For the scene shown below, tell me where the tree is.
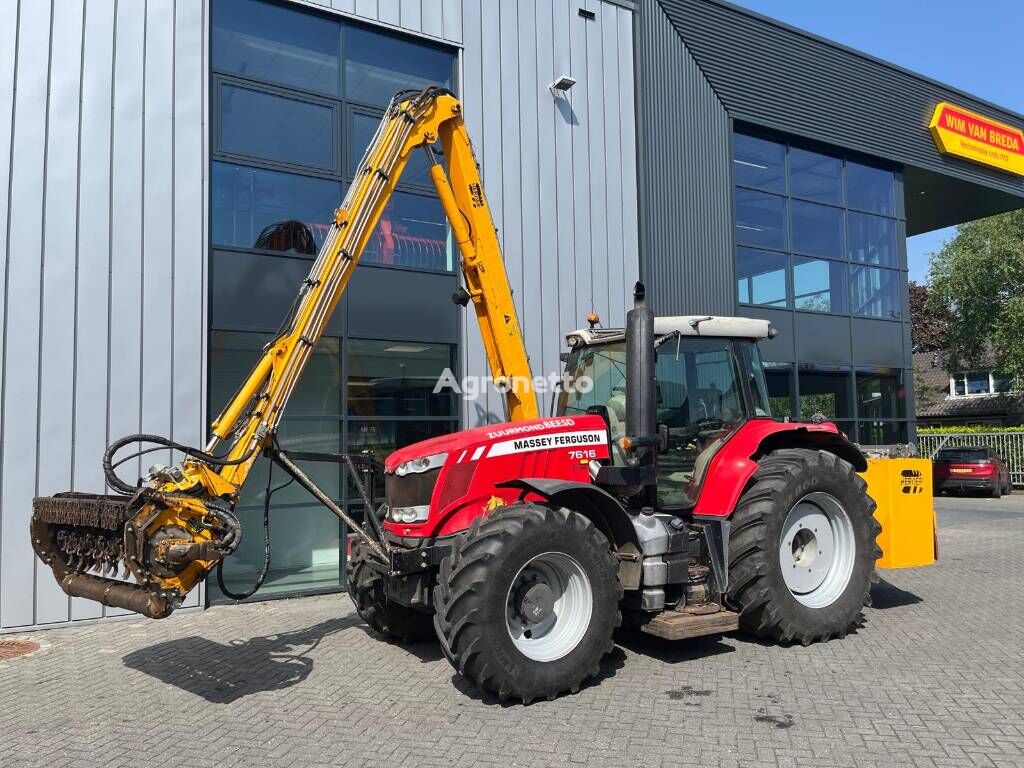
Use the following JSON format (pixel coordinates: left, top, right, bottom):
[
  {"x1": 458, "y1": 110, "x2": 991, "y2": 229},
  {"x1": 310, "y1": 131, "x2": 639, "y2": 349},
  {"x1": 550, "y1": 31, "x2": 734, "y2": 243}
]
[
  {"x1": 907, "y1": 282, "x2": 950, "y2": 353},
  {"x1": 928, "y1": 208, "x2": 1024, "y2": 386}
]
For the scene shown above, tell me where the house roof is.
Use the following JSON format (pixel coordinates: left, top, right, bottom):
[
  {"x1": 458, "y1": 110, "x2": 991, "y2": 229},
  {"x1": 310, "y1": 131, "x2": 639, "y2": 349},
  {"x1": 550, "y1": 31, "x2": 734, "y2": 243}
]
[{"x1": 913, "y1": 351, "x2": 1024, "y2": 421}]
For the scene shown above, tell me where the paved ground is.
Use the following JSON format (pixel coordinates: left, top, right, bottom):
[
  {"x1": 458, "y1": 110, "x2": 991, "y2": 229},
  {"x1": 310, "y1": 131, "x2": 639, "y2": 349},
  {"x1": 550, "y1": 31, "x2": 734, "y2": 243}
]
[{"x1": 2, "y1": 495, "x2": 1023, "y2": 768}]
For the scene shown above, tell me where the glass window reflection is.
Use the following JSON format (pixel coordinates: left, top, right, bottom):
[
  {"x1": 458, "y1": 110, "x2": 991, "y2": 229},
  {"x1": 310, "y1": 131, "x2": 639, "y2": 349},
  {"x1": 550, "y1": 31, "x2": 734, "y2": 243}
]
[
  {"x1": 362, "y1": 191, "x2": 451, "y2": 271},
  {"x1": 732, "y1": 134, "x2": 785, "y2": 192},
  {"x1": 220, "y1": 83, "x2": 336, "y2": 171},
  {"x1": 212, "y1": 162, "x2": 340, "y2": 254},
  {"x1": 789, "y1": 148, "x2": 841, "y2": 203},
  {"x1": 791, "y1": 200, "x2": 843, "y2": 258},
  {"x1": 735, "y1": 188, "x2": 787, "y2": 250},
  {"x1": 850, "y1": 265, "x2": 901, "y2": 319},
  {"x1": 794, "y1": 256, "x2": 847, "y2": 313},
  {"x1": 345, "y1": 25, "x2": 455, "y2": 107},
  {"x1": 848, "y1": 212, "x2": 897, "y2": 267},
  {"x1": 347, "y1": 339, "x2": 456, "y2": 417},
  {"x1": 213, "y1": 0, "x2": 341, "y2": 96},
  {"x1": 737, "y1": 247, "x2": 789, "y2": 307},
  {"x1": 846, "y1": 162, "x2": 895, "y2": 215}
]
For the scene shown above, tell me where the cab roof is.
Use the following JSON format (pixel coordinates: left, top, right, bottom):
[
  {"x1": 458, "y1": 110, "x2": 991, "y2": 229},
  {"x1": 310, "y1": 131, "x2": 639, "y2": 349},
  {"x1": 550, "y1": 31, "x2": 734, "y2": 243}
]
[{"x1": 566, "y1": 315, "x2": 774, "y2": 347}]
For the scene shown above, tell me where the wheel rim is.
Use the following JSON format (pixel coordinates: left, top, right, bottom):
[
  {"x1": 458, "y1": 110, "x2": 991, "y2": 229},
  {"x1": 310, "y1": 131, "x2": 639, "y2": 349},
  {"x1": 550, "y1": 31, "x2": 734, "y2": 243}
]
[
  {"x1": 779, "y1": 492, "x2": 856, "y2": 608},
  {"x1": 505, "y1": 551, "x2": 593, "y2": 662}
]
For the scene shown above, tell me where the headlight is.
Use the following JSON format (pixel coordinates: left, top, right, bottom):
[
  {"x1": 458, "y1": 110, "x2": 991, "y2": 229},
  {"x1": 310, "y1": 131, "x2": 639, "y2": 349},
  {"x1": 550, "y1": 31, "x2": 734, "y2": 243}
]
[
  {"x1": 394, "y1": 451, "x2": 448, "y2": 477},
  {"x1": 387, "y1": 505, "x2": 430, "y2": 524}
]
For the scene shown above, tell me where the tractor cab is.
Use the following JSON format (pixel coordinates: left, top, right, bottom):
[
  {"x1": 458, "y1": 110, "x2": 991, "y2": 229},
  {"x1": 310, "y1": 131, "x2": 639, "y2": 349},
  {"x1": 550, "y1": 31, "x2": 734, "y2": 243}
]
[{"x1": 557, "y1": 315, "x2": 776, "y2": 509}]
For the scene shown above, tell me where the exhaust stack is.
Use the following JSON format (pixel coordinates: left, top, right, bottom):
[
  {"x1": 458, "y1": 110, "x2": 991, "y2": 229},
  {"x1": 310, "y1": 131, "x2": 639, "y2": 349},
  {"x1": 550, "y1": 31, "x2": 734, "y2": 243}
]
[{"x1": 625, "y1": 282, "x2": 657, "y2": 473}]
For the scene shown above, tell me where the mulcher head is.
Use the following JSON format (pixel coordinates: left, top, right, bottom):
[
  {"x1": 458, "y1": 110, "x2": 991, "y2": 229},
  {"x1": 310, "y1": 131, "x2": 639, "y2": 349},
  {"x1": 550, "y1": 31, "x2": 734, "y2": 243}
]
[{"x1": 31, "y1": 491, "x2": 227, "y2": 619}]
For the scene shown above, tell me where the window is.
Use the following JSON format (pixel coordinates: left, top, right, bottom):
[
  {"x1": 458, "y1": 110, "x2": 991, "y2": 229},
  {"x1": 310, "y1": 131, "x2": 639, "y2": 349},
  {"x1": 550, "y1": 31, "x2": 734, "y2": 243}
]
[
  {"x1": 344, "y1": 25, "x2": 456, "y2": 107},
  {"x1": 733, "y1": 132, "x2": 903, "y2": 322},
  {"x1": 734, "y1": 188, "x2": 787, "y2": 250},
  {"x1": 213, "y1": 0, "x2": 341, "y2": 96},
  {"x1": 791, "y1": 201, "x2": 843, "y2": 258},
  {"x1": 950, "y1": 371, "x2": 1016, "y2": 397},
  {"x1": 762, "y1": 362, "x2": 794, "y2": 418},
  {"x1": 850, "y1": 265, "x2": 901, "y2": 319},
  {"x1": 846, "y1": 162, "x2": 895, "y2": 216},
  {"x1": 856, "y1": 369, "x2": 905, "y2": 419},
  {"x1": 346, "y1": 339, "x2": 456, "y2": 417},
  {"x1": 789, "y1": 148, "x2": 841, "y2": 204},
  {"x1": 798, "y1": 365, "x2": 853, "y2": 420},
  {"x1": 732, "y1": 134, "x2": 785, "y2": 192},
  {"x1": 212, "y1": 5, "x2": 457, "y2": 271},
  {"x1": 736, "y1": 247, "x2": 788, "y2": 307},
  {"x1": 794, "y1": 256, "x2": 846, "y2": 313},
  {"x1": 211, "y1": 162, "x2": 341, "y2": 254},
  {"x1": 219, "y1": 82, "x2": 337, "y2": 171},
  {"x1": 848, "y1": 212, "x2": 897, "y2": 267},
  {"x1": 361, "y1": 192, "x2": 451, "y2": 271}
]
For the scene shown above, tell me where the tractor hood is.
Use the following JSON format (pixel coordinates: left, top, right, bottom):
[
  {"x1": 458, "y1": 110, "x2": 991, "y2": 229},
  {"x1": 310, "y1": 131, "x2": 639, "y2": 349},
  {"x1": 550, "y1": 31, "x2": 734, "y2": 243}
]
[{"x1": 384, "y1": 415, "x2": 608, "y2": 473}]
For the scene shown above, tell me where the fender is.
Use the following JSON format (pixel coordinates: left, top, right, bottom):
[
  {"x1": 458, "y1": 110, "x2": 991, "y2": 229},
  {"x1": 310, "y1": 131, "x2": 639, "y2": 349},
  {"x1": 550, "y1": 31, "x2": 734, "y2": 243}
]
[
  {"x1": 691, "y1": 420, "x2": 866, "y2": 519},
  {"x1": 498, "y1": 478, "x2": 640, "y2": 552}
]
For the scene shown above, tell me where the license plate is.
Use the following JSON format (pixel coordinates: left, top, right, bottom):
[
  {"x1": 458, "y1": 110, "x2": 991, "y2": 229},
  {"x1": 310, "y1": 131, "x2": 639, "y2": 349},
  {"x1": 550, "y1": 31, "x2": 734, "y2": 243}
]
[{"x1": 951, "y1": 468, "x2": 972, "y2": 474}]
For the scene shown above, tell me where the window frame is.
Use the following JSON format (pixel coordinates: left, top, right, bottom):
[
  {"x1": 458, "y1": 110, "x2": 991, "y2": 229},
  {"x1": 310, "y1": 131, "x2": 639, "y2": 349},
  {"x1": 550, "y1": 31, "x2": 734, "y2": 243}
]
[
  {"x1": 209, "y1": 5, "x2": 459, "y2": 275},
  {"x1": 732, "y1": 130, "x2": 904, "y2": 322}
]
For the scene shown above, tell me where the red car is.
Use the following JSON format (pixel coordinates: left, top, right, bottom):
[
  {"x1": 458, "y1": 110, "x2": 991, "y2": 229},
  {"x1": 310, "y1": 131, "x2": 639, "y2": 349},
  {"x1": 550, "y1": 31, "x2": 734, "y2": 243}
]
[{"x1": 933, "y1": 447, "x2": 1014, "y2": 498}]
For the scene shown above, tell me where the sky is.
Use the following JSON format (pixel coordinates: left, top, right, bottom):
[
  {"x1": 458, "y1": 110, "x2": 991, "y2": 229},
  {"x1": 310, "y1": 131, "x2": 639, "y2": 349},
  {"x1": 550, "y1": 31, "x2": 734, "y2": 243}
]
[{"x1": 728, "y1": 0, "x2": 1024, "y2": 284}]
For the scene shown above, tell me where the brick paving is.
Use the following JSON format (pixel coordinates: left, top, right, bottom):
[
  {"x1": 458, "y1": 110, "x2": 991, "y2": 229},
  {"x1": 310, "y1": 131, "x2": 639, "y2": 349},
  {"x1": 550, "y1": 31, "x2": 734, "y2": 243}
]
[{"x1": 2, "y1": 495, "x2": 1023, "y2": 768}]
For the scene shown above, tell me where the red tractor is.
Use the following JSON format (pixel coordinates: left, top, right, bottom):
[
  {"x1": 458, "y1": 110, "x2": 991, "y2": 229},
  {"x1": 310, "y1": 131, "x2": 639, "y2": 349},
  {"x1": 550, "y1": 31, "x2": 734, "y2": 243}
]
[{"x1": 349, "y1": 284, "x2": 880, "y2": 702}]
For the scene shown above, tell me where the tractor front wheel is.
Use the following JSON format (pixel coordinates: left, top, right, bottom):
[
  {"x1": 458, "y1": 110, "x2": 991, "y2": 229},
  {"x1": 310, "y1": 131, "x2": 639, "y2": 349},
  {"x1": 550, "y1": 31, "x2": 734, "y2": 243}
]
[
  {"x1": 346, "y1": 539, "x2": 435, "y2": 643},
  {"x1": 433, "y1": 504, "x2": 621, "y2": 703},
  {"x1": 727, "y1": 448, "x2": 881, "y2": 645}
]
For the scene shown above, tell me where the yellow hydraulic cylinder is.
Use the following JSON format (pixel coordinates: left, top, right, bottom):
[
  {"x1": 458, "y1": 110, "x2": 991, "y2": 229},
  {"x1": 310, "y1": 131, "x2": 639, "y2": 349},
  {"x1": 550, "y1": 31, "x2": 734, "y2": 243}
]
[{"x1": 862, "y1": 458, "x2": 937, "y2": 569}]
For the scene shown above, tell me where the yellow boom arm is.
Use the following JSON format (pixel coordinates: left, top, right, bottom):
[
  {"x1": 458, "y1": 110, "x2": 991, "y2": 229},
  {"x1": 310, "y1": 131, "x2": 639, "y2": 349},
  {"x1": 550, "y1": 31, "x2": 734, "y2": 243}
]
[{"x1": 209, "y1": 88, "x2": 538, "y2": 495}]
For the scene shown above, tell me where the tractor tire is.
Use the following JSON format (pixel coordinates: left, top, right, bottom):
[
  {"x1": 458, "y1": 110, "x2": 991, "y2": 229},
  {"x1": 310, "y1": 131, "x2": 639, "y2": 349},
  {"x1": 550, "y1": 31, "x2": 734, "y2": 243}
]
[
  {"x1": 726, "y1": 448, "x2": 881, "y2": 646},
  {"x1": 433, "y1": 503, "x2": 621, "y2": 703},
  {"x1": 346, "y1": 539, "x2": 435, "y2": 643}
]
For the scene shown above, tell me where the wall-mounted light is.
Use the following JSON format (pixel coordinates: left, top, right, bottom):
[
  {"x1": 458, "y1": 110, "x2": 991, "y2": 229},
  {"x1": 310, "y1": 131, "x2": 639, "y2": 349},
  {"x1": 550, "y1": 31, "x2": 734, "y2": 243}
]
[{"x1": 549, "y1": 75, "x2": 576, "y2": 97}]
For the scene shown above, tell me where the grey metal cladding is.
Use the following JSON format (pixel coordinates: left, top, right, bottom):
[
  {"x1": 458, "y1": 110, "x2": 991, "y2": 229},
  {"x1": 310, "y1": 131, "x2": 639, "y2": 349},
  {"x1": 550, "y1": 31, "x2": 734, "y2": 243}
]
[
  {"x1": 655, "y1": 0, "x2": 1024, "y2": 204},
  {"x1": 636, "y1": 0, "x2": 734, "y2": 316}
]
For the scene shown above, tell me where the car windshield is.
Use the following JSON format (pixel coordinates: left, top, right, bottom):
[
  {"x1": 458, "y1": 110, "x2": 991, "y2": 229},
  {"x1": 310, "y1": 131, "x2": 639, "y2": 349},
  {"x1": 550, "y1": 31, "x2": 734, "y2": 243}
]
[
  {"x1": 558, "y1": 337, "x2": 754, "y2": 508},
  {"x1": 936, "y1": 448, "x2": 988, "y2": 462}
]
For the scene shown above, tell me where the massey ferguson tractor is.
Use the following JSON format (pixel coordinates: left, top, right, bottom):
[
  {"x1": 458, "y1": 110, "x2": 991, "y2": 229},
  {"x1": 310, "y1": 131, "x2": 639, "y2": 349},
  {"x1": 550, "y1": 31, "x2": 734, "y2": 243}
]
[{"x1": 31, "y1": 88, "x2": 880, "y2": 703}]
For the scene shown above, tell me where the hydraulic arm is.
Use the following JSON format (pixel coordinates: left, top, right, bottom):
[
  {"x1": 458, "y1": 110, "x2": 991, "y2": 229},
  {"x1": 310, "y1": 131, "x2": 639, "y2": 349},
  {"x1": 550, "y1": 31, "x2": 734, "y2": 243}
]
[{"x1": 30, "y1": 87, "x2": 537, "y2": 618}]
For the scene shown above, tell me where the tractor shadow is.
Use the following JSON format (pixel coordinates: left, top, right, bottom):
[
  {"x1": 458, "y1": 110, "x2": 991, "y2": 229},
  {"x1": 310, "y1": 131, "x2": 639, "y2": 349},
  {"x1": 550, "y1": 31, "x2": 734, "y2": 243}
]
[
  {"x1": 122, "y1": 614, "x2": 360, "y2": 704},
  {"x1": 869, "y1": 578, "x2": 923, "y2": 609}
]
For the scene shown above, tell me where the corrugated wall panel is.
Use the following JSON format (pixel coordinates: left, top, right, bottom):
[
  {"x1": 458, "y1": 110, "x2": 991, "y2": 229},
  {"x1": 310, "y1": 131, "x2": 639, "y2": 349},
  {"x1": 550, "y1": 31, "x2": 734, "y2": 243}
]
[
  {"x1": 35, "y1": 0, "x2": 86, "y2": 626},
  {"x1": 71, "y1": 0, "x2": 117, "y2": 621},
  {"x1": 458, "y1": 0, "x2": 640, "y2": 425},
  {"x1": 635, "y1": 0, "x2": 733, "y2": 315},
  {"x1": 658, "y1": 0, "x2": 1024, "y2": 205},
  {"x1": 1, "y1": 0, "x2": 53, "y2": 629},
  {"x1": 0, "y1": 0, "x2": 207, "y2": 630}
]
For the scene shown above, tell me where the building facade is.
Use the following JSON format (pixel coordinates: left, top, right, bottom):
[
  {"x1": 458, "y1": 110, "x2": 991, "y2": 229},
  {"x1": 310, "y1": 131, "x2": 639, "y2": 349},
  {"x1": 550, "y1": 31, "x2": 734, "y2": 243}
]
[{"x1": 2, "y1": 0, "x2": 1022, "y2": 630}]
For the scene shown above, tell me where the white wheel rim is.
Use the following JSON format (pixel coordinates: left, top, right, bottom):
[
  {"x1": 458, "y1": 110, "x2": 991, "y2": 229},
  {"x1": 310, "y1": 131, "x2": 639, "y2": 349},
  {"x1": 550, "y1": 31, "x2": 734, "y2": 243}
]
[
  {"x1": 779, "y1": 492, "x2": 856, "y2": 609},
  {"x1": 505, "y1": 551, "x2": 593, "y2": 662}
]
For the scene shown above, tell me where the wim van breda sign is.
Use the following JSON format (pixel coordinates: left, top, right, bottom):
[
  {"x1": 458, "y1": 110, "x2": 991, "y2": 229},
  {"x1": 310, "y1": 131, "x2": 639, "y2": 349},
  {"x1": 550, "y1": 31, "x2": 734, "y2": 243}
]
[{"x1": 929, "y1": 101, "x2": 1024, "y2": 177}]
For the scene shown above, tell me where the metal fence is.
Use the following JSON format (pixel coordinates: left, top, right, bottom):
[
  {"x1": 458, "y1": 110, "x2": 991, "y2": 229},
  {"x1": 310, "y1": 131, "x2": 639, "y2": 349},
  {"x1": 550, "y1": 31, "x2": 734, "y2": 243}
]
[{"x1": 918, "y1": 432, "x2": 1024, "y2": 487}]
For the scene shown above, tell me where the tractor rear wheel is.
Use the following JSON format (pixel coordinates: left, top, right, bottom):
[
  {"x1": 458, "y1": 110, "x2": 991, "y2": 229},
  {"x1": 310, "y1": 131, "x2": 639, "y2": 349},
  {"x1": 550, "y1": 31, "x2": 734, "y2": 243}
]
[
  {"x1": 433, "y1": 503, "x2": 621, "y2": 703},
  {"x1": 727, "y1": 448, "x2": 881, "y2": 645},
  {"x1": 346, "y1": 539, "x2": 435, "y2": 643}
]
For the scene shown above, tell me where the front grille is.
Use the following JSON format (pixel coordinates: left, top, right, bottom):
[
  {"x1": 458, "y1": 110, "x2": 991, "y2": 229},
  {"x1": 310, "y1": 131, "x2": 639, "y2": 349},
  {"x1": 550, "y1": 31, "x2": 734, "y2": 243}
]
[{"x1": 385, "y1": 468, "x2": 440, "y2": 509}]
